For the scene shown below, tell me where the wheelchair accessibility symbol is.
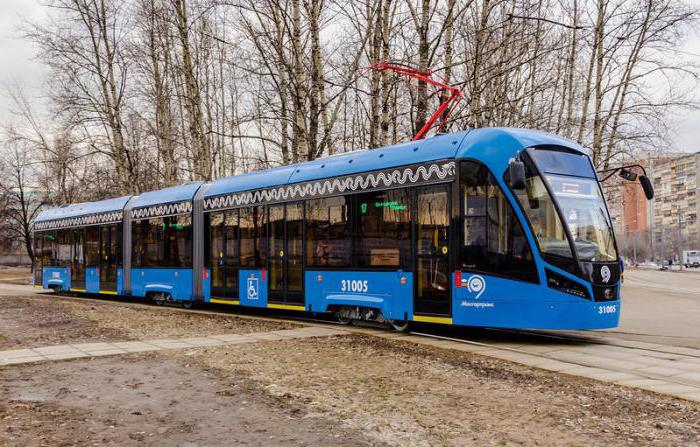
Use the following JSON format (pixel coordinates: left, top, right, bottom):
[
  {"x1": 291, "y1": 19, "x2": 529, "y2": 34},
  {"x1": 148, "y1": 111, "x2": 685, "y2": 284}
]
[{"x1": 247, "y1": 277, "x2": 259, "y2": 300}]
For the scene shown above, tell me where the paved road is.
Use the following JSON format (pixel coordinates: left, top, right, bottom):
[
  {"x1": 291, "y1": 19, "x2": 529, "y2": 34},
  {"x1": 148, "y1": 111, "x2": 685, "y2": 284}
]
[{"x1": 593, "y1": 269, "x2": 700, "y2": 348}]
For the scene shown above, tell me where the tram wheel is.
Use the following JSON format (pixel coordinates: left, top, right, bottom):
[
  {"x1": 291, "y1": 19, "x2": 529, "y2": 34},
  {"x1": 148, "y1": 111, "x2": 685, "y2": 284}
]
[
  {"x1": 181, "y1": 300, "x2": 195, "y2": 309},
  {"x1": 388, "y1": 320, "x2": 410, "y2": 332},
  {"x1": 153, "y1": 293, "x2": 166, "y2": 306},
  {"x1": 336, "y1": 315, "x2": 353, "y2": 325}
]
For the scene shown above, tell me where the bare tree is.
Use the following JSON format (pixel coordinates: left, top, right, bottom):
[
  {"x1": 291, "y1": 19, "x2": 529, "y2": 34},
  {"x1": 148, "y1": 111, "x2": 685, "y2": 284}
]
[
  {"x1": 0, "y1": 0, "x2": 694, "y2": 214},
  {"x1": 0, "y1": 146, "x2": 48, "y2": 266}
]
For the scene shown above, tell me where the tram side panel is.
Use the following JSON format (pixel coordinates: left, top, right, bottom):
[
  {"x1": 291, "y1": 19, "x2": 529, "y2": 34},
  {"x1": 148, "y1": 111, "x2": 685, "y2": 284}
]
[
  {"x1": 128, "y1": 213, "x2": 196, "y2": 303},
  {"x1": 305, "y1": 270, "x2": 413, "y2": 320},
  {"x1": 451, "y1": 270, "x2": 620, "y2": 330},
  {"x1": 86, "y1": 267, "x2": 99, "y2": 293},
  {"x1": 239, "y1": 269, "x2": 268, "y2": 307},
  {"x1": 129, "y1": 267, "x2": 194, "y2": 301},
  {"x1": 42, "y1": 266, "x2": 71, "y2": 292}
]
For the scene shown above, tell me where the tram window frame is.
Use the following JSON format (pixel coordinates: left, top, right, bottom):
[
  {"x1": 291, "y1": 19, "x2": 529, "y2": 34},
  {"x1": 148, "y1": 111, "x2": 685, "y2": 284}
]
[
  {"x1": 207, "y1": 211, "x2": 223, "y2": 289},
  {"x1": 240, "y1": 206, "x2": 267, "y2": 268},
  {"x1": 224, "y1": 209, "x2": 240, "y2": 266},
  {"x1": 207, "y1": 210, "x2": 241, "y2": 292},
  {"x1": 39, "y1": 231, "x2": 57, "y2": 267},
  {"x1": 306, "y1": 195, "x2": 352, "y2": 268},
  {"x1": 165, "y1": 215, "x2": 193, "y2": 267},
  {"x1": 114, "y1": 225, "x2": 123, "y2": 267},
  {"x1": 505, "y1": 154, "x2": 578, "y2": 276},
  {"x1": 85, "y1": 226, "x2": 101, "y2": 266},
  {"x1": 355, "y1": 188, "x2": 411, "y2": 269},
  {"x1": 132, "y1": 215, "x2": 193, "y2": 268},
  {"x1": 55, "y1": 229, "x2": 72, "y2": 267},
  {"x1": 100, "y1": 224, "x2": 122, "y2": 267},
  {"x1": 33, "y1": 234, "x2": 41, "y2": 269},
  {"x1": 460, "y1": 160, "x2": 539, "y2": 284}
]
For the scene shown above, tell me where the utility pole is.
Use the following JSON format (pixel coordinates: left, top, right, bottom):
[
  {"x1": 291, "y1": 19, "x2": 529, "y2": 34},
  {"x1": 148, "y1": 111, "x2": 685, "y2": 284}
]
[
  {"x1": 678, "y1": 212, "x2": 684, "y2": 270},
  {"x1": 648, "y1": 154, "x2": 655, "y2": 263}
]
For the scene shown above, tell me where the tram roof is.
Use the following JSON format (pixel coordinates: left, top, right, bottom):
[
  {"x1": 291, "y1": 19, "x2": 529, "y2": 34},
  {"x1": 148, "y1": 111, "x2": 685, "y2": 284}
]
[
  {"x1": 34, "y1": 195, "x2": 132, "y2": 223},
  {"x1": 204, "y1": 131, "x2": 471, "y2": 198},
  {"x1": 33, "y1": 127, "x2": 584, "y2": 225},
  {"x1": 457, "y1": 127, "x2": 583, "y2": 156},
  {"x1": 204, "y1": 127, "x2": 583, "y2": 199},
  {"x1": 454, "y1": 127, "x2": 584, "y2": 171},
  {"x1": 129, "y1": 181, "x2": 204, "y2": 209}
]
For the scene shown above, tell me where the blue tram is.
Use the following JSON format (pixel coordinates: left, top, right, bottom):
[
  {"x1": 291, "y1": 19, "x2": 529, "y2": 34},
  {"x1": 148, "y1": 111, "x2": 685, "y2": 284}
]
[{"x1": 31, "y1": 128, "x2": 649, "y2": 330}]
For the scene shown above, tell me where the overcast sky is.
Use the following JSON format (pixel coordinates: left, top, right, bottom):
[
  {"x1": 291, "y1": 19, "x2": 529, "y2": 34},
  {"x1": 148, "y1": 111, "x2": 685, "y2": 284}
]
[{"x1": 1, "y1": 0, "x2": 700, "y2": 152}]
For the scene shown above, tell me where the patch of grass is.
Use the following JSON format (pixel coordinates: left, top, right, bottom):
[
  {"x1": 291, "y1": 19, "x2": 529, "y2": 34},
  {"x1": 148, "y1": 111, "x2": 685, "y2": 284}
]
[{"x1": 0, "y1": 332, "x2": 6, "y2": 341}]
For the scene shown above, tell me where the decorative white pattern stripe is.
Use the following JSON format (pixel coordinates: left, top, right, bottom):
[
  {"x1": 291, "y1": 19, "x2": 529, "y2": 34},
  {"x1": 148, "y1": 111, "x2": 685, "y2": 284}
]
[
  {"x1": 32, "y1": 211, "x2": 123, "y2": 232},
  {"x1": 131, "y1": 200, "x2": 192, "y2": 220},
  {"x1": 204, "y1": 161, "x2": 455, "y2": 211}
]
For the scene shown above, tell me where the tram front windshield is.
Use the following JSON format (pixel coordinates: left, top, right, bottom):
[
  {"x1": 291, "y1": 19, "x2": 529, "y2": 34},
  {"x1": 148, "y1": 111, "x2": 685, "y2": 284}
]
[{"x1": 516, "y1": 149, "x2": 617, "y2": 263}]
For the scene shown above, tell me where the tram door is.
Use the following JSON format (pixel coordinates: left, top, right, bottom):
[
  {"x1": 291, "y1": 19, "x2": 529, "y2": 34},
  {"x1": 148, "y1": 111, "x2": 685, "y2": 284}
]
[
  {"x1": 99, "y1": 225, "x2": 119, "y2": 292},
  {"x1": 414, "y1": 185, "x2": 451, "y2": 317},
  {"x1": 268, "y1": 202, "x2": 304, "y2": 305},
  {"x1": 71, "y1": 229, "x2": 86, "y2": 290},
  {"x1": 210, "y1": 210, "x2": 239, "y2": 300}
]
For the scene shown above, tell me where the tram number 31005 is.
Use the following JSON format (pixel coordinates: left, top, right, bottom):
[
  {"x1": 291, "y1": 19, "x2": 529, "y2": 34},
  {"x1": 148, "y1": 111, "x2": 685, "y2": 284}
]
[
  {"x1": 341, "y1": 279, "x2": 369, "y2": 293},
  {"x1": 598, "y1": 304, "x2": 617, "y2": 315}
]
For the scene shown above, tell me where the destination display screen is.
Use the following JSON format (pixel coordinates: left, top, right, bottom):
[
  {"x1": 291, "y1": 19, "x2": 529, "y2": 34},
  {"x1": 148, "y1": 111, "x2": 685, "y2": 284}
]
[
  {"x1": 546, "y1": 176, "x2": 595, "y2": 198},
  {"x1": 529, "y1": 149, "x2": 596, "y2": 178}
]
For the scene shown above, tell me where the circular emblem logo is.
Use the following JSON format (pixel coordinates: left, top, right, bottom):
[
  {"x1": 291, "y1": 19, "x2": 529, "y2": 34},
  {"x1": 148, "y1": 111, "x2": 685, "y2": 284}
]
[
  {"x1": 467, "y1": 275, "x2": 486, "y2": 299},
  {"x1": 600, "y1": 266, "x2": 611, "y2": 283}
]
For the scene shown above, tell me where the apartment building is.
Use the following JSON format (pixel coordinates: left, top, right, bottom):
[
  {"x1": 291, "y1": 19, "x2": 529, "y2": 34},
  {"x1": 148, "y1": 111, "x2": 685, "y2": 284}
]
[
  {"x1": 603, "y1": 151, "x2": 700, "y2": 261},
  {"x1": 650, "y1": 152, "x2": 700, "y2": 252}
]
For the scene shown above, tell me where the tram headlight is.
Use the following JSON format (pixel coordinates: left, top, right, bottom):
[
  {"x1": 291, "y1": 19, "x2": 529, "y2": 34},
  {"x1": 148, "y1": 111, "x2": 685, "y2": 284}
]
[{"x1": 545, "y1": 269, "x2": 590, "y2": 300}]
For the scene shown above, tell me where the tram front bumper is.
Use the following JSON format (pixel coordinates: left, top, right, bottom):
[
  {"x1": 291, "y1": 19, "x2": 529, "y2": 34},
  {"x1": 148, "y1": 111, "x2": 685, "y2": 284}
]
[{"x1": 452, "y1": 299, "x2": 621, "y2": 330}]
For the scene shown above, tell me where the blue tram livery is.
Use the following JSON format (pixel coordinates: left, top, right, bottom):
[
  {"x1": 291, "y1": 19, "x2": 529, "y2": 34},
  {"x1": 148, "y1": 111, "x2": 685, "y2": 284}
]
[{"x1": 31, "y1": 128, "x2": 650, "y2": 331}]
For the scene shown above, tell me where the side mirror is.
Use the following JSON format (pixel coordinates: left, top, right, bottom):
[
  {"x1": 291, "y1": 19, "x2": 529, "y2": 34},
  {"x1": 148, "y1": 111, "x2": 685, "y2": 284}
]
[
  {"x1": 508, "y1": 159, "x2": 526, "y2": 190},
  {"x1": 639, "y1": 175, "x2": 654, "y2": 200}
]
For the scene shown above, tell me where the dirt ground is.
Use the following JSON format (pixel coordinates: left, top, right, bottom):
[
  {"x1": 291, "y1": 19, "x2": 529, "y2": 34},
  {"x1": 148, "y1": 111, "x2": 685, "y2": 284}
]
[
  {"x1": 0, "y1": 353, "x2": 380, "y2": 447},
  {"x1": 0, "y1": 294, "x2": 297, "y2": 349},
  {"x1": 0, "y1": 293, "x2": 699, "y2": 446},
  {"x1": 0, "y1": 266, "x2": 31, "y2": 285},
  {"x1": 182, "y1": 335, "x2": 700, "y2": 447},
  {"x1": 0, "y1": 295, "x2": 127, "y2": 350}
]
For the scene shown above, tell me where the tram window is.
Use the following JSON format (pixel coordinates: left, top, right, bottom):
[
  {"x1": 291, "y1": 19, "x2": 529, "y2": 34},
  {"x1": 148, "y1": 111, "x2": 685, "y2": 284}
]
[
  {"x1": 224, "y1": 209, "x2": 239, "y2": 263},
  {"x1": 356, "y1": 189, "x2": 411, "y2": 268},
  {"x1": 306, "y1": 196, "x2": 351, "y2": 267},
  {"x1": 132, "y1": 216, "x2": 192, "y2": 268},
  {"x1": 45, "y1": 233, "x2": 55, "y2": 266},
  {"x1": 100, "y1": 225, "x2": 121, "y2": 267},
  {"x1": 113, "y1": 225, "x2": 122, "y2": 266},
  {"x1": 72, "y1": 229, "x2": 85, "y2": 266},
  {"x1": 56, "y1": 230, "x2": 72, "y2": 266},
  {"x1": 163, "y1": 215, "x2": 192, "y2": 267},
  {"x1": 85, "y1": 227, "x2": 100, "y2": 266},
  {"x1": 208, "y1": 212, "x2": 225, "y2": 268},
  {"x1": 41, "y1": 232, "x2": 56, "y2": 266},
  {"x1": 240, "y1": 206, "x2": 266, "y2": 267},
  {"x1": 207, "y1": 210, "x2": 239, "y2": 294},
  {"x1": 286, "y1": 203, "x2": 304, "y2": 261},
  {"x1": 269, "y1": 205, "x2": 284, "y2": 257},
  {"x1": 33, "y1": 235, "x2": 40, "y2": 267},
  {"x1": 460, "y1": 161, "x2": 538, "y2": 283},
  {"x1": 132, "y1": 218, "x2": 163, "y2": 267}
]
